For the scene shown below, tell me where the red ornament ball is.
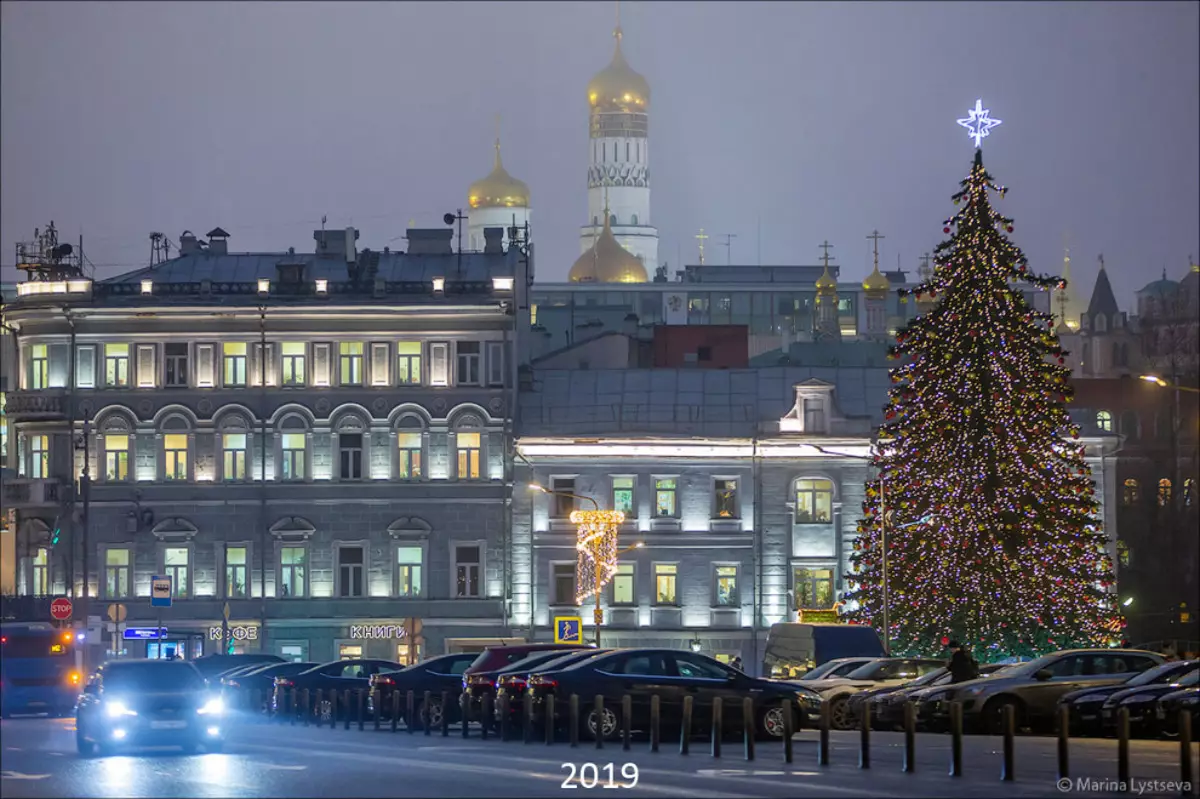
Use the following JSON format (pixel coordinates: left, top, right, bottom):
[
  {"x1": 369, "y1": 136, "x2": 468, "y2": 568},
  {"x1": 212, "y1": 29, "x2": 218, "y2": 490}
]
[
  {"x1": 943, "y1": 227, "x2": 951, "y2": 234},
  {"x1": 1006, "y1": 225, "x2": 1014, "y2": 233},
  {"x1": 940, "y1": 636, "x2": 949, "y2": 646}
]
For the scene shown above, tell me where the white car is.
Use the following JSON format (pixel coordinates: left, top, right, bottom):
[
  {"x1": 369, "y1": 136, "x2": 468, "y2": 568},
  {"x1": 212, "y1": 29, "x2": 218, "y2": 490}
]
[{"x1": 803, "y1": 658, "x2": 945, "y2": 730}]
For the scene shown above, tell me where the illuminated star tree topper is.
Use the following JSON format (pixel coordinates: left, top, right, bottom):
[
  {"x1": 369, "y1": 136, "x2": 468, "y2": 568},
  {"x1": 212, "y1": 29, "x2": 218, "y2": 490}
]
[{"x1": 957, "y1": 98, "x2": 1002, "y2": 148}]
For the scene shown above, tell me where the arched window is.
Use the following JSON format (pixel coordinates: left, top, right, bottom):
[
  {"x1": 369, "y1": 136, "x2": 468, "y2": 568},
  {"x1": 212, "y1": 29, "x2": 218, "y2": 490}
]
[
  {"x1": 1158, "y1": 478, "x2": 1172, "y2": 507},
  {"x1": 631, "y1": 214, "x2": 639, "y2": 226},
  {"x1": 794, "y1": 478, "x2": 834, "y2": 524},
  {"x1": 1096, "y1": 410, "x2": 1113, "y2": 432},
  {"x1": 451, "y1": 411, "x2": 486, "y2": 481},
  {"x1": 1122, "y1": 478, "x2": 1140, "y2": 506},
  {"x1": 278, "y1": 414, "x2": 309, "y2": 482},
  {"x1": 1120, "y1": 410, "x2": 1139, "y2": 440},
  {"x1": 1095, "y1": 314, "x2": 1107, "y2": 333},
  {"x1": 160, "y1": 414, "x2": 191, "y2": 482},
  {"x1": 1184, "y1": 478, "x2": 1195, "y2": 507},
  {"x1": 395, "y1": 415, "x2": 425, "y2": 480},
  {"x1": 610, "y1": 214, "x2": 617, "y2": 227}
]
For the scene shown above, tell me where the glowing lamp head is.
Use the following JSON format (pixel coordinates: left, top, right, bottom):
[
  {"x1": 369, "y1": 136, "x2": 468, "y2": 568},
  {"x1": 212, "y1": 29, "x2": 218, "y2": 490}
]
[{"x1": 1139, "y1": 374, "x2": 1167, "y2": 387}]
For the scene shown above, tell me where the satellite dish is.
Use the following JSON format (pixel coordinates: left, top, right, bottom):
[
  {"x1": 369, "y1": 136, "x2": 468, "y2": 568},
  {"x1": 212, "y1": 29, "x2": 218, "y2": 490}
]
[
  {"x1": 443, "y1": 213, "x2": 456, "y2": 226},
  {"x1": 52, "y1": 243, "x2": 74, "y2": 259}
]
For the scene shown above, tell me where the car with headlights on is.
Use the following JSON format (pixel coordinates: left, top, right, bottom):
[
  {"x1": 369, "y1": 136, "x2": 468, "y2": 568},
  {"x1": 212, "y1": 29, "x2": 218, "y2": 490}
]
[
  {"x1": 1059, "y1": 659, "x2": 1198, "y2": 736},
  {"x1": 75, "y1": 660, "x2": 225, "y2": 756},
  {"x1": 796, "y1": 657, "x2": 944, "y2": 730},
  {"x1": 1100, "y1": 665, "x2": 1197, "y2": 737},
  {"x1": 920, "y1": 648, "x2": 1163, "y2": 734},
  {"x1": 1154, "y1": 684, "x2": 1200, "y2": 738},
  {"x1": 526, "y1": 648, "x2": 821, "y2": 742}
]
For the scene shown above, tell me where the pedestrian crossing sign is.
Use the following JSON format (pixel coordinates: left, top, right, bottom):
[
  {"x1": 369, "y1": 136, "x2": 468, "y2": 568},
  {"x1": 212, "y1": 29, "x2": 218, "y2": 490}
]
[{"x1": 554, "y1": 616, "x2": 583, "y2": 644}]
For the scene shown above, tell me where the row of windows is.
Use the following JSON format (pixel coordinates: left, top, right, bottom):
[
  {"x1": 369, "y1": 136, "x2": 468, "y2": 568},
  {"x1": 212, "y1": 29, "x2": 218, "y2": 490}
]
[
  {"x1": 1094, "y1": 409, "x2": 1177, "y2": 440},
  {"x1": 24, "y1": 339, "x2": 506, "y2": 391},
  {"x1": 546, "y1": 476, "x2": 834, "y2": 523},
  {"x1": 1121, "y1": 477, "x2": 1195, "y2": 507}
]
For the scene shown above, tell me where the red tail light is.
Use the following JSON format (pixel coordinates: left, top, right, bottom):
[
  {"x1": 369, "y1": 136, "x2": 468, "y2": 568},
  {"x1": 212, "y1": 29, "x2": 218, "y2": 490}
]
[
  {"x1": 374, "y1": 676, "x2": 395, "y2": 687},
  {"x1": 466, "y1": 674, "x2": 495, "y2": 687},
  {"x1": 275, "y1": 678, "x2": 294, "y2": 688},
  {"x1": 508, "y1": 678, "x2": 528, "y2": 691},
  {"x1": 528, "y1": 675, "x2": 557, "y2": 688}
]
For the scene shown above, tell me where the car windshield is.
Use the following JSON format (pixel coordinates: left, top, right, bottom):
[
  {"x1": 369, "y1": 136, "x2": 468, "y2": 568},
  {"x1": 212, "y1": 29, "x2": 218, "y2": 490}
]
[
  {"x1": 800, "y1": 659, "x2": 872, "y2": 681},
  {"x1": 500, "y1": 651, "x2": 571, "y2": 674},
  {"x1": 1127, "y1": 662, "x2": 1194, "y2": 687},
  {"x1": 534, "y1": 651, "x2": 604, "y2": 672},
  {"x1": 1177, "y1": 669, "x2": 1200, "y2": 687},
  {"x1": 844, "y1": 660, "x2": 905, "y2": 680},
  {"x1": 908, "y1": 667, "x2": 949, "y2": 687},
  {"x1": 104, "y1": 663, "x2": 205, "y2": 692}
]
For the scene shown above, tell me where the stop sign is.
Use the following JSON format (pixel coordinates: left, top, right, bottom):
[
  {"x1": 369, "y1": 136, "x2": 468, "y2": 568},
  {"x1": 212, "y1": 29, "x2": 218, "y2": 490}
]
[{"x1": 50, "y1": 597, "x2": 73, "y2": 621}]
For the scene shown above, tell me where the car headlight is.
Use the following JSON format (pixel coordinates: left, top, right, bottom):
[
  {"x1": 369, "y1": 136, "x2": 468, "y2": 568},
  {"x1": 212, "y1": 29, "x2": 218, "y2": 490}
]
[
  {"x1": 963, "y1": 685, "x2": 989, "y2": 696},
  {"x1": 926, "y1": 691, "x2": 949, "y2": 702},
  {"x1": 796, "y1": 692, "x2": 821, "y2": 708},
  {"x1": 197, "y1": 697, "x2": 225, "y2": 715},
  {"x1": 105, "y1": 701, "x2": 137, "y2": 718}
]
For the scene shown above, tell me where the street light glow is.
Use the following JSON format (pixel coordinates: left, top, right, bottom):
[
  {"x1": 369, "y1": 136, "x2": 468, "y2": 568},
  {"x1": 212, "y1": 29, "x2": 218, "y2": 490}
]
[{"x1": 1140, "y1": 374, "x2": 1167, "y2": 387}]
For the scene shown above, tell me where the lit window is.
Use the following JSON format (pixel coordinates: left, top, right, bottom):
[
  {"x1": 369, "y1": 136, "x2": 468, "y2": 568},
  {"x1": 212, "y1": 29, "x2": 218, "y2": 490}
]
[
  {"x1": 225, "y1": 546, "x2": 248, "y2": 598},
  {"x1": 1158, "y1": 478, "x2": 1172, "y2": 507},
  {"x1": 1096, "y1": 410, "x2": 1113, "y2": 433},
  {"x1": 715, "y1": 565, "x2": 739, "y2": 606},
  {"x1": 281, "y1": 433, "x2": 306, "y2": 481},
  {"x1": 222, "y1": 434, "x2": 247, "y2": 481},
  {"x1": 1122, "y1": 478, "x2": 1140, "y2": 506},
  {"x1": 454, "y1": 544, "x2": 481, "y2": 598},
  {"x1": 493, "y1": 277, "x2": 515, "y2": 291},
  {"x1": 163, "y1": 434, "x2": 189, "y2": 481},
  {"x1": 29, "y1": 435, "x2": 49, "y2": 478},
  {"x1": 223, "y1": 342, "x2": 248, "y2": 387},
  {"x1": 105, "y1": 343, "x2": 130, "y2": 387},
  {"x1": 141, "y1": 280, "x2": 153, "y2": 294},
  {"x1": 315, "y1": 278, "x2": 328, "y2": 294},
  {"x1": 654, "y1": 564, "x2": 677, "y2": 605},
  {"x1": 396, "y1": 547, "x2": 423, "y2": 598},
  {"x1": 611, "y1": 563, "x2": 634, "y2": 605},
  {"x1": 104, "y1": 434, "x2": 130, "y2": 482},
  {"x1": 794, "y1": 479, "x2": 833, "y2": 523},
  {"x1": 654, "y1": 478, "x2": 677, "y2": 518},
  {"x1": 105, "y1": 549, "x2": 131, "y2": 598},
  {"x1": 457, "y1": 432, "x2": 482, "y2": 480},
  {"x1": 281, "y1": 342, "x2": 306, "y2": 386},
  {"x1": 339, "y1": 342, "x2": 364, "y2": 386},
  {"x1": 432, "y1": 277, "x2": 445, "y2": 292},
  {"x1": 30, "y1": 344, "x2": 49, "y2": 389},
  {"x1": 279, "y1": 546, "x2": 306, "y2": 598},
  {"x1": 714, "y1": 479, "x2": 738, "y2": 518},
  {"x1": 397, "y1": 432, "x2": 422, "y2": 479},
  {"x1": 794, "y1": 567, "x2": 834, "y2": 609},
  {"x1": 1185, "y1": 478, "x2": 1195, "y2": 507},
  {"x1": 164, "y1": 547, "x2": 190, "y2": 598},
  {"x1": 257, "y1": 279, "x2": 270, "y2": 294},
  {"x1": 612, "y1": 477, "x2": 635, "y2": 515},
  {"x1": 397, "y1": 342, "x2": 422, "y2": 385}
]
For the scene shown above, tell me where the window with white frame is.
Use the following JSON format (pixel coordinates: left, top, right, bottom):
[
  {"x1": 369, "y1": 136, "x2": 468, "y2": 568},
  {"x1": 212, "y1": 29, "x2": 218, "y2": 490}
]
[
  {"x1": 551, "y1": 477, "x2": 576, "y2": 518},
  {"x1": 454, "y1": 544, "x2": 482, "y2": 598},
  {"x1": 222, "y1": 434, "x2": 247, "y2": 481},
  {"x1": 456, "y1": 342, "x2": 481, "y2": 385},
  {"x1": 105, "y1": 343, "x2": 130, "y2": 387},
  {"x1": 611, "y1": 563, "x2": 635, "y2": 605},
  {"x1": 395, "y1": 546, "x2": 423, "y2": 597},
  {"x1": 794, "y1": 478, "x2": 833, "y2": 523},
  {"x1": 429, "y1": 342, "x2": 449, "y2": 386},
  {"x1": 164, "y1": 343, "x2": 188, "y2": 387},
  {"x1": 714, "y1": 478, "x2": 738, "y2": 518},
  {"x1": 793, "y1": 566, "x2": 834, "y2": 609},
  {"x1": 223, "y1": 342, "x2": 248, "y2": 387},
  {"x1": 339, "y1": 433, "x2": 363, "y2": 480},
  {"x1": 339, "y1": 342, "x2": 364, "y2": 386},
  {"x1": 654, "y1": 563, "x2": 678, "y2": 605},
  {"x1": 281, "y1": 433, "x2": 306, "y2": 481},
  {"x1": 104, "y1": 434, "x2": 130, "y2": 482},
  {"x1": 23, "y1": 548, "x2": 50, "y2": 595},
  {"x1": 76, "y1": 345, "x2": 96, "y2": 388},
  {"x1": 397, "y1": 431, "x2": 422, "y2": 479},
  {"x1": 164, "y1": 547, "x2": 190, "y2": 598},
  {"x1": 281, "y1": 342, "x2": 306, "y2": 386},
  {"x1": 136, "y1": 344, "x2": 156, "y2": 387},
  {"x1": 28, "y1": 434, "x2": 49, "y2": 478},
  {"x1": 612, "y1": 477, "x2": 635, "y2": 516},
  {"x1": 714, "y1": 564, "x2": 739, "y2": 606},
  {"x1": 30, "y1": 344, "x2": 49, "y2": 389},
  {"x1": 279, "y1": 546, "x2": 307, "y2": 598},
  {"x1": 802, "y1": 398, "x2": 826, "y2": 432},
  {"x1": 225, "y1": 545, "x2": 248, "y2": 598},
  {"x1": 487, "y1": 342, "x2": 505, "y2": 386},
  {"x1": 456, "y1": 432, "x2": 482, "y2": 480},
  {"x1": 104, "y1": 548, "x2": 131, "y2": 598},
  {"x1": 397, "y1": 341, "x2": 422, "y2": 384},
  {"x1": 654, "y1": 478, "x2": 678, "y2": 518},
  {"x1": 337, "y1": 545, "x2": 365, "y2": 597},
  {"x1": 1096, "y1": 410, "x2": 1113, "y2": 433},
  {"x1": 551, "y1": 563, "x2": 577, "y2": 605},
  {"x1": 163, "y1": 434, "x2": 188, "y2": 481},
  {"x1": 370, "y1": 343, "x2": 389, "y2": 385}
]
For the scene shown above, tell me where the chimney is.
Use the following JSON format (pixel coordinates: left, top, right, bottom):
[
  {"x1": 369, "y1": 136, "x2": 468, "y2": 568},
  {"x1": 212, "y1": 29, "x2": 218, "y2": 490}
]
[
  {"x1": 405, "y1": 229, "x2": 453, "y2": 256},
  {"x1": 179, "y1": 230, "x2": 200, "y2": 256},
  {"x1": 483, "y1": 227, "x2": 504, "y2": 254},
  {"x1": 206, "y1": 227, "x2": 230, "y2": 255},
  {"x1": 344, "y1": 226, "x2": 357, "y2": 264}
]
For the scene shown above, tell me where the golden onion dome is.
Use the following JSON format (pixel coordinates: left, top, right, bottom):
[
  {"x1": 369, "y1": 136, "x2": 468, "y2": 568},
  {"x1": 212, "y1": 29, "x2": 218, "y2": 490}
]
[
  {"x1": 467, "y1": 140, "x2": 530, "y2": 210},
  {"x1": 862, "y1": 264, "x2": 891, "y2": 296},
  {"x1": 815, "y1": 264, "x2": 838, "y2": 295},
  {"x1": 587, "y1": 28, "x2": 650, "y2": 113},
  {"x1": 569, "y1": 214, "x2": 648, "y2": 284}
]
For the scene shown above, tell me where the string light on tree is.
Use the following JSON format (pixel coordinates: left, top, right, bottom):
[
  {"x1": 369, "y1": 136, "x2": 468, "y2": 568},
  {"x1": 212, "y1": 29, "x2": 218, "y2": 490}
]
[
  {"x1": 957, "y1": 99, "x2": 1002, "y2": 148},
  {"x1": 844, "y1": 106, "x2": 1120, "y2": 660}
]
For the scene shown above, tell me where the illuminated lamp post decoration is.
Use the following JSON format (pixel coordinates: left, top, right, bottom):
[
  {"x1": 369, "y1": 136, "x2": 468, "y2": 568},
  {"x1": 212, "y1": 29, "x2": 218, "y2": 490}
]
[{"x1": 842, "y1": 100, "x2": 1120, "y2": 659}]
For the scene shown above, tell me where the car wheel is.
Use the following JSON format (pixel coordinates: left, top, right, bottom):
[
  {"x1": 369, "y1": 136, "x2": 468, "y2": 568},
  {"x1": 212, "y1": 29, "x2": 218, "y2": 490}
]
[
  {"x1": 75, "y1": 727, "x2": 97, "y2": 757},
  {"x1": 828, "y1": 696, "x2": 856, "y2": 731},
  {"x1": 983, "y1": 697, "x2": 1022, "y2": 735},
  {"x1": 759, "y1": 705, "x2": 794, "y2": 739},
  {"x1": 317, "y1": 700, "x2": 333, "y2": 724},
  {"x1": 423, "y1": 698, "x2": 444, "y2": 730},
  {"x1": 584, "y1": 705, "x2": 620, "y2": 741}
]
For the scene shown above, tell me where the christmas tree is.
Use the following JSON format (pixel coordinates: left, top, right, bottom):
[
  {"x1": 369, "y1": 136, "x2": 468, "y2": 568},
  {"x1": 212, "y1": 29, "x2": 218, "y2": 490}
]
[{"x1": 844, "y1": 148, "x2": 1120, "y2": 660}]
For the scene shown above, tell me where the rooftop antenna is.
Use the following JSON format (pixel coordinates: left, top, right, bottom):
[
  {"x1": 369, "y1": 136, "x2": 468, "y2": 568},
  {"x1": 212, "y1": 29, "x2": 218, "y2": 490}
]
[
  {"x1": 918, "y1": 252, "x2": 933, "y2": 283},
  {"x1": 14, "y1": 220, "x2": 82, "y2": 282},
  {"x1": 321, "y1": 215, "x2": 327, "y2": 233},
  {"x1": 717, "y1": 233, "x2": 737, "y2": 265},
  {"x1": 444, "y1": 209, "x2": 467, "y2": 276},
  {"x1": 695, "y1": 228, "x2": 708, "y2": 265}
]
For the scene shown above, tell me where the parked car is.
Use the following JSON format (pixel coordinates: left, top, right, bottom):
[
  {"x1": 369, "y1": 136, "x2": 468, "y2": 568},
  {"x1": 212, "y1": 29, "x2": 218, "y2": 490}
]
[
  {"x1": 274, "y1": 659, "x2": 403, "y2": 722},
  {"x1": 1100, "y1": 666, "x2": 1198, "y2": 737},
  {"x1": 366, "y1": 653, "x2": 479, "y2": 728},
  {"x1": 76, "y1": 659, "x2": 224, "y2": 756},
  {"x1": 1059, "y1": 660, "x2": 1198, "y2": 736},
  {"x1": 762, "y1": 623, "x2": 887, "y2": 679},
  {"x1": 526, "y1": 648, "x2": 822, "y2": 742},
  {"x1": 463, "y1": 643, "x2": 593, "y2": 677},
  {"x1": 867, "y1": 664, "x2": 1009, "y2": 730},
  {"x1": 464, "y1": 648, "x2": 601, "y2": 724},
  {"x1": 1154, "y1": 685, "x2": 1200, "y2": 738},
  {"x1": 797, "y1": 657, "x2": 945, "y2": 730},
  {"x1": 919, "y1": 648, "x2": 1164, "y2": 734},
  {"x1": 789, "y1": 657, "x2": 883, "y2": 683},
  {"x1": 492, "y1": 649, "x2": 612, "y2": 727},
  {"x1": 223, "y1": 661, "x2": 318, "y2": 713},
  {"x1": 192, "y1": 653, "x2": 284, "y2": 682}
]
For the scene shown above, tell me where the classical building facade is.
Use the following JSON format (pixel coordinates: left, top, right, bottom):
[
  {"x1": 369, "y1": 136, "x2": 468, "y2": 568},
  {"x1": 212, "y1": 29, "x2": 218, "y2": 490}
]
[{"x1": 4, "y1": 225, "x2": 530, "y2": 661}]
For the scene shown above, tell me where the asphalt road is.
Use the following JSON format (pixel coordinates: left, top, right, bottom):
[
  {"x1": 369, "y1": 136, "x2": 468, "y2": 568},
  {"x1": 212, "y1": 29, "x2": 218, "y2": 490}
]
[{"x1": 2, "y1": 714, "x2": 1196, "y2": 798}]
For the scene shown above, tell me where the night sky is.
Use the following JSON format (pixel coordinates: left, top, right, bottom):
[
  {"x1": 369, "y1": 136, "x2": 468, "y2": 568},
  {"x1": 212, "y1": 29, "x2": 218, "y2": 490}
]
[{"x1": 2, "y1": 1, "x2": 1197, "y2": 307}]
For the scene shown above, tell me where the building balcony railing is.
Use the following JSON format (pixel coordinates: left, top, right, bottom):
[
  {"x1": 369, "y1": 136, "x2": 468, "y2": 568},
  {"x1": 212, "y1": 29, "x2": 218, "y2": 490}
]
[{"x1": 1, "y1": 477, "x2": 63, "y2": 508}]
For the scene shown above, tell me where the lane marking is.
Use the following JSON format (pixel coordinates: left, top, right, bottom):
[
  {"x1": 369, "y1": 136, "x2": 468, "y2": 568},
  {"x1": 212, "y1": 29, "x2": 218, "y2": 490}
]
[
  {"x1": 259, "y1": 764, "x2": 308, "y2": 771},
  {"x1": 1, "y1": 772, "x2": 52, "y2": 781}
]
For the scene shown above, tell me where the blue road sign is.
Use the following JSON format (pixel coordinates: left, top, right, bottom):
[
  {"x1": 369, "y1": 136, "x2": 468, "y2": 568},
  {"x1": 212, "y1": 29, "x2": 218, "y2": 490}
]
[
  {"x1": 554, "y1": 616, "x2": 583, "y2": 645},
  {"x1": 124, "y1": 627, "x2": 167, "y2": 640},
  {"x1": 150, "y1": 575, "x2": 172, "y2": 608}
]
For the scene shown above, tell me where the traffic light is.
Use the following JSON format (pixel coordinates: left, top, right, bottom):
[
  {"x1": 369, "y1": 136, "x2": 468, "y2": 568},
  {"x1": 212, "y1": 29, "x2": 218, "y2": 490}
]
[
  {"x1": 226, "y1": 639, "x2": 236, "y2": 655},
  {"x1": 50, "y1": 525, "x2": 61, "y2": 547}
]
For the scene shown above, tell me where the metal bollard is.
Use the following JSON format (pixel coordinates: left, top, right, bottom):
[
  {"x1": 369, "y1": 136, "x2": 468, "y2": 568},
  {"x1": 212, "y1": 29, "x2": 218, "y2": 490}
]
[
  {"x1": 440, "y1": 690, "x2": 450, "y2": 737},
  {"x1": 1180, "y1": 710, "x2": 1194, "y2": 793},
  {"x1": 622, "y1": 695, "x2": 632, "y2": 752},
  {"x1": 254, "y1": 688, "x2": 262, "y2": 719},
  {"x1": 680, "y1": 695, "x2": 693, "y2": 755},
  {"x1": 314, "y1": 689, "x2": 323, "y2": 728},
  {"x1": 422, "y1": 690, "x2": 432, "y2": 736},
  {"x1": 545, "y1": 695, "x2": 556, "y2": 745},
  {"x1": 782, "y1": 699, "x2": 794, "y2": 765},
  {"x1": 523, "y1": 694, "x2": 533, "y2": 744},
  {"x1": 817, "y1": 701, "x2": 830, "y2": 766},
  {"x1": 1117, "y1": 707, "x2": 1130, "y2": 788},
  {"x1": 649, "y1": 695, "x2": 661, "y2": 753},
  {"x1": 711, "y1": 696, "x2": 723, "y2": 758},
  {"x1": 391, "y1": 691, "x2": 400, "y2": 733},
  {"x1": 344, "y1": 690, "x2": 352, "y2": 730},
  {"x1": 330, "y1": 690, "x2": 338, "y2": 732},
  {"x1": 594, "y1": 695, "x2": 605, "y2": 750},
  {"x1": 462, "y1": 693, "x2": 470, "y2": 739},
  {"x1": 1001, "y1": 704, "x2": 1015, "y2": 781},
  {"x1": 1057, "y1": 705, "x2": 1069, "y2": 780},
  {"x1": 302, "y1": 689, "x2": 311, "y2": 728},
  {"x1": 373, "y1": 689, "x2": 380, "y2": 731},
  {"x1": 481, "y1": 693, "x2": 492, "y2": 741},
  {"x1": 290, "y1": 688, "x2": 297, "y2": 726},
  {"x1": 743, "y1": 697, "x2": 755, "y2": 762},
  {"x1": 902, "y1": 702, "x2": 916, "y2": 773},
  {"x1": 357, "y1": 689, "x2": 365, "y2": 731},
  {"x1": 569, "y1": 694, "x2": 580, "y2": 748},
  {"x1": 406, "y1": 690, "x2": 415, "y2": 734},
  {"x1": 499, "y1": 693, "x2": 511, "y2": 741},
  {"x1": 949, "y1": 702, "x2": 963, "y2": 777},
  {"x1": 859, "y1": 702, "x2": 871, "y2": 770}
]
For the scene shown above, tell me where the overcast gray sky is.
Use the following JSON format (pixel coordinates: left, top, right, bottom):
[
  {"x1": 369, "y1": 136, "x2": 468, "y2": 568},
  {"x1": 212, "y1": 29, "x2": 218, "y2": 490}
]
[{"x1": 2, "y1": 1, "x2": 1197, "y2": 307}]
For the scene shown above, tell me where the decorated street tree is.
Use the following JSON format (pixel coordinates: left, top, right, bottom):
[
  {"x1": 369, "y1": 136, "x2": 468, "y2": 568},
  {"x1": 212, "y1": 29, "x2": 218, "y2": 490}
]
[{"x1": 844, "y1": 103, "x2": 1121, "y2": 659}]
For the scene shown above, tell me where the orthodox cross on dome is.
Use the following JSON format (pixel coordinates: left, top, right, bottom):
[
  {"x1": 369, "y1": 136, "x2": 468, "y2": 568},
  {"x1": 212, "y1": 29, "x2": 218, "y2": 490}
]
[
  {"x1": 818, "y1": 239, "x2": 834, "y2": 269},
  {"x1": 957, "y1": 98, "x2": 1002, "y2": 148},
  {"x1": 696, "y1": 228, "x2": 708, "y2": 265},
  {"x1": 493, "y1": 113, "x2": 503, "y2": 163},
  {"x1": 1098, "y1": 253, "x2": 1106, "y2": 272},
  {"x1": 614, "y1": 0, "x2": 622, "y2": 40},
  {"x1": 867, "y1": 229, "x2": 885, "y2": 269}
]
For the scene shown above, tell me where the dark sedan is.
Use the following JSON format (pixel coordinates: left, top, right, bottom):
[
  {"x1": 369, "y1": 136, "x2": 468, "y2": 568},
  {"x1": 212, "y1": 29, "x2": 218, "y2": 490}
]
[
  {"x1": 224, "y1": 661, "x2": 318, "y2": 714},
  {"x1": 864, "y1": 664, "x2": 1009, "y2": 730},
  {"x1": 492, "y1": 649, "x2": 611, "y2": 727},
  {"x1": 1155, "y1": 685, "x2": 1200, "y2": 738},
  {"x1": 464, "y1": 648, "x2": 603, "y2": 725},
  {"x1": 192, "y1": 653, "x2": 284, "y2": 682},
  {"x1": 1100, "y1": 666, "x2": 1198, "y2": 737},
  {"x1": 367, "y1": 653, "x2": 479, "y2": 728},
  {"x1": 1059, "y1": 660, "x2": 1198, "y2": 736},
  {"x1": 273, "y1": 658, "x2": 403, "y2": 722},
  {"x1": 526, "y1": 648, "x2": 821, "y2": 742}
]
